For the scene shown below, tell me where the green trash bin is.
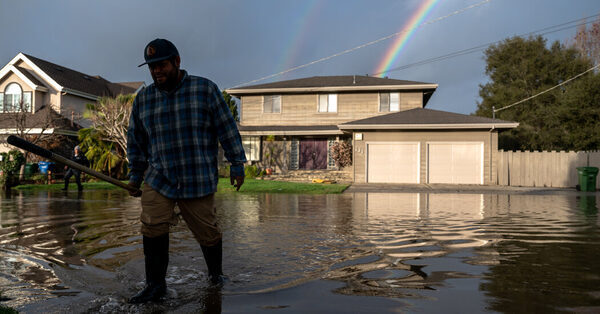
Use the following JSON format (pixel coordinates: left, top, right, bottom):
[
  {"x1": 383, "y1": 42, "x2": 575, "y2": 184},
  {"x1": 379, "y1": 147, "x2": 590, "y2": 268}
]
[
  {"x1": 576, "y1": 167, "x2": 599, "y2": 192},
  {"x1": 24, "y1": 163, "x2": 37, "y2": 177}
]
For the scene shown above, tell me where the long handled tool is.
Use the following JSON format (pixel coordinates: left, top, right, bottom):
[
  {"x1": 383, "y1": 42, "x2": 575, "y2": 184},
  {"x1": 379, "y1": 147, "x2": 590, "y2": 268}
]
[{"x1": 7, "y1": 135, "x2": 140, "y2": 194}]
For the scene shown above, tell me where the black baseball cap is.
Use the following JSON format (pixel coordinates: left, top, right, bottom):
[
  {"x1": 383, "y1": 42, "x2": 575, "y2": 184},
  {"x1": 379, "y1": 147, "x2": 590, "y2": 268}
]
[{"x1": 138, "y1": 38, "x2": 179, "y2": 67}]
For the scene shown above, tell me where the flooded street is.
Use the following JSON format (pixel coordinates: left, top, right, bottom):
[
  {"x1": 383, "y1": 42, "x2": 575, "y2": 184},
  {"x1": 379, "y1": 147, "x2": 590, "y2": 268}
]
[{"x1": 1, "y1": 190, "x2": 600, "y2": 313}]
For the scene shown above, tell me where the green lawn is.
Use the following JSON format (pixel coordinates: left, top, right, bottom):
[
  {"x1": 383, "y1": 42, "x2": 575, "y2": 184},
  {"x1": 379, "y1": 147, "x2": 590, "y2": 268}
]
[
  {"x1": 13, "y1": 178, "x2": 350, "y2": 194},
  {"x1": 0, "y1": 305, "x2": 18, "y2": 314},
  {"x1": 217, "y1": 178, "x2": 349, "y2": 194},
  {"x1": 13, "y1": 181, "x2": 128, "y2": 191}
]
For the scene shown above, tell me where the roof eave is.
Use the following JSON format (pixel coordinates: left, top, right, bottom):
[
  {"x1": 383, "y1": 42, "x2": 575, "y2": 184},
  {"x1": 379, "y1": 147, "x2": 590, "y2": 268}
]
[
  {"x1": 0, "y1": 128, "x2": 56, "y2": 135},
  {"x1": 338, "y1": 123, "x2": 520, "y2": 130},
  {"x1": 240, "y1": 130, "x2": 344, "y2": 136},
  {"x1": 61, "y1": 88, "x2": 100, "y2": 101},
  {"x1": 226, "y1": 84, "x2": 438, "y2": 96}
]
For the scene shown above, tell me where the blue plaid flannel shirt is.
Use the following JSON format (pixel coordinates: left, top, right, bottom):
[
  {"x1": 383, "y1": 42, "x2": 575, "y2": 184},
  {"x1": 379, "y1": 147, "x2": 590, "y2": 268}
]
[{"x1": 127, "y1": 71, "x2": 246, "y2": 199}]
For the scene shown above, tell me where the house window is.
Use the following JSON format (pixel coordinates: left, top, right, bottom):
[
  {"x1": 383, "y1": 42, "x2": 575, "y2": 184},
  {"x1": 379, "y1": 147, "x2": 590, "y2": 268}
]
[
  {"x1": 289, "y1": 137, "x2": 299, "y2": 170},
  {"x1": 242, "y1": 136, "x2": 261, "y2": 161},
  {"x1": 318, "y1": 94, "x2": 337, "y2": 112},
  {"x1": 327, "y1": 138, "x2": 336, "y2": 169},
  {"x1": 379, "y1": 92, "x2": 400, "y2": 112},
  {"x1": 1, "y1": 83, "x2": 32, "y2": 113},
  {"x1": 263, "y1": 95, "x2": 281, "y2": 113}
]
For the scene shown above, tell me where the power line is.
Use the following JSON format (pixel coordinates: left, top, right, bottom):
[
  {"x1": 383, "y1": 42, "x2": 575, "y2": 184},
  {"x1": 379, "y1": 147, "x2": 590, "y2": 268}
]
[
  {"x1": 493, "y1": 63, "x2": 600, "y2": 118},
  {"x1": 374, "y1": 13, "x2": 600, "y2": 75},
  {"x1": 228, "y1": 0, "x2": 492, "y2": 89}
]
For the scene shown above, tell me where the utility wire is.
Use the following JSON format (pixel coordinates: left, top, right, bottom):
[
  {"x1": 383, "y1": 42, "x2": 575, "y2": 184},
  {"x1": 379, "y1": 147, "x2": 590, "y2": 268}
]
[
  {"x1": 374, "y1": 13, "x2": 600, "y2": 75},
  {"x1": 493, "y1": 63, "x2": 600, "y2": 116},
  {"x1": 228, "y1": 0, "x2": 492, "y2": 89}
]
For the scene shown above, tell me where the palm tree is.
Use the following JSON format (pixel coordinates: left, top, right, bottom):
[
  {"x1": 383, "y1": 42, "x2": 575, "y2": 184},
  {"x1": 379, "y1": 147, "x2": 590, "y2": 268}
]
[{"x1": 78, "y1": 127, "x2": 127, "y2": 179}]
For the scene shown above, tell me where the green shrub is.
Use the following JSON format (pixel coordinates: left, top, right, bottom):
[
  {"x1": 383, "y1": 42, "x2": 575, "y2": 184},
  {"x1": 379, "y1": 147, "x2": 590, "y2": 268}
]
[
  {"x1": 0, "y1": 305, "x2": 18, "y2": 314},
  {"x1": 245, "y1": 165, "x2": 259, "y2": 178},
  {"x1": 218, "y1": 165, "x2": 230, "y2": 178},
  {"x1": 31, "y1": 173, "x2": 47, "y2": 184},
  {"x1": 0, "y1": 150, "x2": 25, "y2": 189}
]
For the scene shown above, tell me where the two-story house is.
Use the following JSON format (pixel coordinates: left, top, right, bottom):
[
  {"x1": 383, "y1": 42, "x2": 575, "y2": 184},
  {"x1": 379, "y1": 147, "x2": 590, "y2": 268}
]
[
  {"x1": 226, "y1": 75, "x2": 518, "y2": 185},
  {"x1": 0, "y1": 53, "x2": 144, "y2": 152}
]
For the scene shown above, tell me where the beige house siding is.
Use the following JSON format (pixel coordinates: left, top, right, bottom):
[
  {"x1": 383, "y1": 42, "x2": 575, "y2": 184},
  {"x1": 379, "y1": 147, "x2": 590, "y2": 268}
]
[
  {"x1": 34, "y1": 90, "x2": 46, "y2": 111},
  {"x1": 61, "y1": 94, "x2": 92, "y2": 118},
  {"x1": 401, "y1": 92, "x2": 423, "y2": 111},
  {"x1": 49, "y1": 91, "x2": 61, "y2": 111},
  {"x1": 241, "y1": 92, "x2": 423, "y2": 126},
  {"x1": 352, "y1": 130, "x2": 498, "y2": 184}
]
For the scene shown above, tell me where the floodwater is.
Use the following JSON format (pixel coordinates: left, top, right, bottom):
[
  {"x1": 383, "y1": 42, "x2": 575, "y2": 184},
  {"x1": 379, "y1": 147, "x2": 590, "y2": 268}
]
[{"x1": 1, "y1": 189, "x2": 599, "y2": 313}]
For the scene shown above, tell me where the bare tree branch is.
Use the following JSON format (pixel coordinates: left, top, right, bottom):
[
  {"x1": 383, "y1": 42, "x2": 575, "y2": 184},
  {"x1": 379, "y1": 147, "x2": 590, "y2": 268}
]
[{"x1": 85, "y1": 94, "x2": 134, "y2": 162}]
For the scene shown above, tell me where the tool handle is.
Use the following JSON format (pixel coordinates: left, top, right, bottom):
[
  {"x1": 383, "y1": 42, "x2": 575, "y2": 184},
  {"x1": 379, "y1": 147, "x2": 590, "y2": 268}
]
[{"x1": 7, "y1": 135, "x2": 53, "y2": 159}]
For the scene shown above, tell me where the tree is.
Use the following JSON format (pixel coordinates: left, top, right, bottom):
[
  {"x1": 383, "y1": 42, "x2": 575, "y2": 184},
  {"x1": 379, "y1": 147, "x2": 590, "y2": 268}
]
[
  {"x1": 78, "y1": 94, "x2": 135, "y2": 179},
  {"x1": 475, "y1": 36, "x2": 599, "y2": 151},
  {"x1": 78, "y1": 127, "x2": 127, "y2": 178},
  {"x1": 0, "y1": 99, "x2": 75, "y2": 179},
  {"x1": 0, "y1": 150, "x2": 25, "y2": 189},
  {"x1": 83, "y1": 94, "x2": 134, "y2": 162},
  {"x1": 570, "y1": 16, "x2": 600, "y2": 66},
  {"x1": 222, "y1": 91, "x2": 239, "y2": 122}
]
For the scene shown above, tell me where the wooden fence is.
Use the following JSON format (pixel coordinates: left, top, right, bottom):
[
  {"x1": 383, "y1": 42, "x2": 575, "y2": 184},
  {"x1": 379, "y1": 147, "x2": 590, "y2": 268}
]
[{"x1": 496, "y1": 150, "x2": 600, "y2": 187}]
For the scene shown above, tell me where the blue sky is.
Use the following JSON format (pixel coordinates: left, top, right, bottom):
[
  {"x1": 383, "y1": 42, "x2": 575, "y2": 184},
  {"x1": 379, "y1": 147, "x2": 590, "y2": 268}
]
[{"x1": 1, "y1": 0, "x2": 598, "y2": 114}]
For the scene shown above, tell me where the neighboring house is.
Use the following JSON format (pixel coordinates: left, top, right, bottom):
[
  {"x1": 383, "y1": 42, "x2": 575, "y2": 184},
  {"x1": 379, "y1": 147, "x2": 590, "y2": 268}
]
[
  {"x1": 0, "y1": 52, "x2": 144, "y2": 153},
  {"x1": 226, "y1": 75, "x2": 518, "y2": 185}
]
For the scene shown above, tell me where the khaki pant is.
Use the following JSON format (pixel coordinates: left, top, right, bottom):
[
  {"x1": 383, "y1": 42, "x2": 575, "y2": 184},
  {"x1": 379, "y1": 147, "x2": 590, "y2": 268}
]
[{"x1": 140, "y1": 185, "x2": 222, "y2": 246}]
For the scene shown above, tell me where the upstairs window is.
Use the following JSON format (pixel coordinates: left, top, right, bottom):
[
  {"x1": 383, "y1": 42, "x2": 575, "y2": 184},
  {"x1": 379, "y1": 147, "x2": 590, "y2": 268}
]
[
  {"x1": 1, "y1": 83, "x2": 32, "y2": 113},
  {"x1": 379, "y1": 92, "x2": 400, "y2": 112},
  {"x1": 318, "y1": 94, "x2": 337, "y2": 112},
  {"x1": 263, "y1": 95, "x2": 281, "y2": 113}
]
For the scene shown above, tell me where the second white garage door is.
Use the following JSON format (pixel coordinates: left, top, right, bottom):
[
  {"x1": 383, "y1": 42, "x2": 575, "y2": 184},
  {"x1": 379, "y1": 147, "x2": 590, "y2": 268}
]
[
  {"x1": 427, "y1": 142, "x2": 483, "y2": 184},
  {"x1": 367, "y1": 142, "x2": 420, "y2": 183}
]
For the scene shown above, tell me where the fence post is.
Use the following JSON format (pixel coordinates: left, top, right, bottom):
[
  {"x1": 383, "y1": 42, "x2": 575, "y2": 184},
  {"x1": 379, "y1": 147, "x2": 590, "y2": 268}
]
[{"x1": 507, "y1": 150, "x2": 513, "y2": 186}]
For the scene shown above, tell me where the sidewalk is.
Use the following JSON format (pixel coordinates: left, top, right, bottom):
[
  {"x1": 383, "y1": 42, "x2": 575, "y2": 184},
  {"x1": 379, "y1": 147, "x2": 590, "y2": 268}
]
[{"x1": 344, "y1": 183, "x2": 600, "y2": 195}]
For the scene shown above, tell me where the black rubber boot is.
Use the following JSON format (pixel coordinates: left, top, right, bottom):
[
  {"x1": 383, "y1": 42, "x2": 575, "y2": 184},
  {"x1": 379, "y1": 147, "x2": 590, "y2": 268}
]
[
  {"x1": 200, "y1": 239, "x2": 224, "y2": 285},
  {"x1": 129, "y1": 234, "x2": 169, "y2": 304},
  {"x1": 75, "y1": 173, "x2": 83, "y2": 191},
  {"x1": 62, "y1": 179, "x2": 69, "y2": 191}
]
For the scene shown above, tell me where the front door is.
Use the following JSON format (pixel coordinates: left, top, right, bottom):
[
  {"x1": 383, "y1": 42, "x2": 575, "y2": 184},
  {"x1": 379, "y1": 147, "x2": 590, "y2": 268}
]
[{"x1": 299, "y1": 139, "x2": 327, "y2": 169}]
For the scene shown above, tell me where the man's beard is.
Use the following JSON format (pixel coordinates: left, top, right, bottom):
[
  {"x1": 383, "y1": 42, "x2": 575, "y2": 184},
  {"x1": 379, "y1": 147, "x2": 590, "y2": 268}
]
[{"x1": 154, "y1": 69, "x2": 180, "y2": 91}]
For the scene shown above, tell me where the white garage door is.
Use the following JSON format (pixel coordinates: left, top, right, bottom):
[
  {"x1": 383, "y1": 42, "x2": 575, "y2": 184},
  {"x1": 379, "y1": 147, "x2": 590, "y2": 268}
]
[
  {"x1": 428, "y1": 142, "x2": 483, "y2": 184},
  {"x1": 367, "y1": 142, "x2": 419, "y2": 183}
]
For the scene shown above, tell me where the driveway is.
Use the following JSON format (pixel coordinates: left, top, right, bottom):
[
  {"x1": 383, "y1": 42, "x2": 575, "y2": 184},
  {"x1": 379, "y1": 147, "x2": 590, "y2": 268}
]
[{"x1": 344, "y1": 183, "x2": 600, "y2": 195}]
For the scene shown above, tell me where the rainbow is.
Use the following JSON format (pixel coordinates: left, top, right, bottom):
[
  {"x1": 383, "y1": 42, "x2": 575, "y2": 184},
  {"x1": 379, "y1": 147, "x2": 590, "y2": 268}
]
[
  {"x1": 374, "y1": 0, "x2": 440, "y2": 77},
  {"x1": 277, "y1": 0, "x2": 322, "y2": 72}
]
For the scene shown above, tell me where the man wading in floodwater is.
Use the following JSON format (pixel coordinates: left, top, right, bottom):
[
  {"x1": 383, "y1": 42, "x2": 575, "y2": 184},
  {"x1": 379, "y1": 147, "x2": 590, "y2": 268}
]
[{"x1": 126, "y1": 38, "x2": 246, "y2": 304}]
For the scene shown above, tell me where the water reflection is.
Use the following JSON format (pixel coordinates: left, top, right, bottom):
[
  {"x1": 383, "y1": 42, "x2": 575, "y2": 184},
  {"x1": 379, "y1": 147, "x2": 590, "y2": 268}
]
[{"x1": 0, "y1": 190, "x2": 599, "y2": 313}]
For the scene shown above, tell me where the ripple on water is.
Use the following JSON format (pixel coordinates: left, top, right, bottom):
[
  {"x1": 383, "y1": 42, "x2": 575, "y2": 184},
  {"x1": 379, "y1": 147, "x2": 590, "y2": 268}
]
[{"x1": 1, "y1": 191, "x2": 599, "y2": 313}]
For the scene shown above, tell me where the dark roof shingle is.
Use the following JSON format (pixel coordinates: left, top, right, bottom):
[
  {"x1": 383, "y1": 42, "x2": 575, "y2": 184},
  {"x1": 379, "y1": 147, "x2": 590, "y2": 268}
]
[
  {"x1": 229, "y1": 75, "x2": 435, "y2": 90},
  {"x1": 14, "y1": 66, "x2": 45, "y2": 86},
  {"x1": 23, "y1": 54, "x2": 141, "y2": 97},
  {"x1": 341, "y1": 108, "x2": 517, "y2": 126}
]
